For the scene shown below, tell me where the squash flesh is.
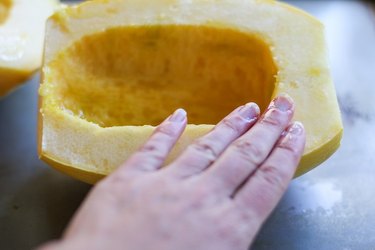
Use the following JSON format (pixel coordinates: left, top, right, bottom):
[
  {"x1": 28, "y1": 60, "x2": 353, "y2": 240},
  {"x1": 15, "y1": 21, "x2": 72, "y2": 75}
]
[
  {"x1": 0, "y1": 0, "x2": 11, "y2": 24},
  {"x1": 44, "y1": 25, "x2": 276, "y2": 127},
  {"x1": 0, "y1": 0, "x2": 58, "y2": 96}
]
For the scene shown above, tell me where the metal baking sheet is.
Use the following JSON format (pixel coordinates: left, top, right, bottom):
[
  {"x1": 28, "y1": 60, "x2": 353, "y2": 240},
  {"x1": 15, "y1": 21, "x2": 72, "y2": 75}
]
[{"x1": 1, "y1": 1, "x2": 374, "y2": 249}]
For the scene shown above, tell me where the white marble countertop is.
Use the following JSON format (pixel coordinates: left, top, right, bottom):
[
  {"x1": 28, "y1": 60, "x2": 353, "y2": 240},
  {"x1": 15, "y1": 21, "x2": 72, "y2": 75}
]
[{"x1": 1, "y1": 1, "x2": 374, "y2": 249}]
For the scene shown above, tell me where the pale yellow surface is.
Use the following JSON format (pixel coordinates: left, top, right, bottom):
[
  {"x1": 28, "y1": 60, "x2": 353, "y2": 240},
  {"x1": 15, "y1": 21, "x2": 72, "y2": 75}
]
[
  {"x1": 0, "y1": 0, "x2": 58, "y2": 96},
  {"x1": 39, "y1": 0, "x2": 343, "y2": 184}
]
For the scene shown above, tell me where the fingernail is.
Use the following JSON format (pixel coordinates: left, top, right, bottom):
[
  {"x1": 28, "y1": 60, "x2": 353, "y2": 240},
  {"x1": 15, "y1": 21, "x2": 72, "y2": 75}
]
[
  {"x1": 269, "y1": 95, "x2": 294, "y2": 112},
  {"x1": 239, "y1": 103, "x2": 260, "y2": 121},
  {"x1": 288, "y1": 121, "x2": 304, "y2": 135},
  {"x1": 169, "y1": 108, "x2": 187, "y2": 122}
]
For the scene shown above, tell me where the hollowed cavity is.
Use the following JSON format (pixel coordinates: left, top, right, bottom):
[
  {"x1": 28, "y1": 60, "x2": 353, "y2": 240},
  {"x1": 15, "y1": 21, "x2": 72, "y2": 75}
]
[
  {"x1": 48, "y1": 25, "x2": 277, "y2": 127},
  {"x1": 0, "y1": 0, "x2": 12, "y2": 24}
]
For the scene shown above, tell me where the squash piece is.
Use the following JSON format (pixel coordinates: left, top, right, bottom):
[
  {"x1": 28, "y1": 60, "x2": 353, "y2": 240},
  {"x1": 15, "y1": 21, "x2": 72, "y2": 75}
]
[
  {"x1": 38, "y1": 0, "x2": 343, "y2": 184},
  {"x1": 0, "y1": 0, "x2": 58, "y2": 96}
]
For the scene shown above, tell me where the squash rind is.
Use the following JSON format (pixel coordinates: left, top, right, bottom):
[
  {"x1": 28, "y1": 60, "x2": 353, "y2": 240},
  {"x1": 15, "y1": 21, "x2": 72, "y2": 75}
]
[{"x1": 39, "y1": 0, "x2": 343, "y2": 184}]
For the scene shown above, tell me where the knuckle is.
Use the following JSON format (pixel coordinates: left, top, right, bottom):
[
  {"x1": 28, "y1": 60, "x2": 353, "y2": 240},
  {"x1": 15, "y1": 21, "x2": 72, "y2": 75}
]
[
  {"x1": 258, "y1": 165, "x2": 289, "y2": 192},
  {"x1": 235, "y1": 210, "x2": 259, "y2": 234},
  {"x1": 139, "y1": 143, "x2": 164, "y2": 162},
  {"x1": 139, "y1": 143, "x2": 166, "y2": 162},
  {"x1": 144, "y1": 151, "x2": 165, "y2": 165},
  {"x1": 214, "y1": 220, "x2": 247, "y2": 248},
  {"x1": 189, "y1": 195, "x2": 206, "y2": 210},
  {"x1": 133, "y1": 147, "x2": 165, "y2": 170},
  {"x1": 154, "y1": 124, "x2": 178, "y2": 138},
  {"x1": 187, "y1": 186, "x2": 211, "y2": 209},
  {"x1": 190, "y1": 139, "x2": 220, "y2": 161},
  {"x1": 149, "y1": 153, "x2": 166, "y2": 163},
  {"x1": 261, "y1": 109, "x2": 287, "y2": 128},
  {"x1": 278, "y1": 140, "x2": 301, "y2": 160},
  {"x1": 216, "y1": 223, "x2": 234, "y2": 239},
  {"x1": 101, "y1": 173, "x2": 132, "y2": 189},
  {"x1": 236, "y1": 210, "x2": 263, "y2": 237},
  {"x1": 94, "y1": 178, "x2": 124, "y2": 199},
  {"x1": 232, "y1": 140, "x2": 264, "y2": 165},
  {"x1": 221, "y1": 117, "x2": 244, "y2": 134},
  {"x1": 139, "y1": 143, "x2": 158, "y2": 153},
  {"x1": 237, "y1": 209, "x2": 253, "y2": 223}
]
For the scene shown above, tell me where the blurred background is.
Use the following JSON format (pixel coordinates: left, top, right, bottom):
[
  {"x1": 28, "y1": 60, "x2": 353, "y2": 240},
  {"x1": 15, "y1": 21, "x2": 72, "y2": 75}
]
[{"x1": 1, "y1": 0, "x2": 375, "y2": 249}]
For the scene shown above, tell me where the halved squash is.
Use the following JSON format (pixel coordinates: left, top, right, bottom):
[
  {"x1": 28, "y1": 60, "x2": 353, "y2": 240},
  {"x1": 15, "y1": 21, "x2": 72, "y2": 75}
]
[
  {"x1": 0, "y1": 0, "x2": 58, "y2": 96},
  {"x1": 38, "y1": 0, "x2": 343, "y2": 184}
]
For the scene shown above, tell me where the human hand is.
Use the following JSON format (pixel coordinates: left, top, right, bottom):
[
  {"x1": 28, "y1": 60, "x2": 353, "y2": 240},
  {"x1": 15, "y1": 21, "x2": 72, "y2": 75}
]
[{"x1": 39, "y1": 96, "x2": 305, "y2": 250}]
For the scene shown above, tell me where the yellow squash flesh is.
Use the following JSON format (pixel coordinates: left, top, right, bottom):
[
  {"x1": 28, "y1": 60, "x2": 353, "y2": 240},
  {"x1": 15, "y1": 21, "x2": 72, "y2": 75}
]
[
  {"x1": 0, "y1": 0, "x2": 58, "y2": 96},
  {"x1": 39, "y1": 0, "x2": 343, "y2": 184}
]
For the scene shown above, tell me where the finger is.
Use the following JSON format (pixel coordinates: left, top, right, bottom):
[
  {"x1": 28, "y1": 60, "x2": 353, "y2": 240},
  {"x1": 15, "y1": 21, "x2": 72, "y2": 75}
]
[
  {"x1": 234, "y1": 122, "x2": 305, "y2": 220},
  {"x1": 199, "y1": 95, "x2": 294, "y2": 196},
  {"x1": 164, "y1": 103, "x2": 260, "y2": 178},
  {"x1": 113, "y1": 109, "x2": 187, "y2": 179}
]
